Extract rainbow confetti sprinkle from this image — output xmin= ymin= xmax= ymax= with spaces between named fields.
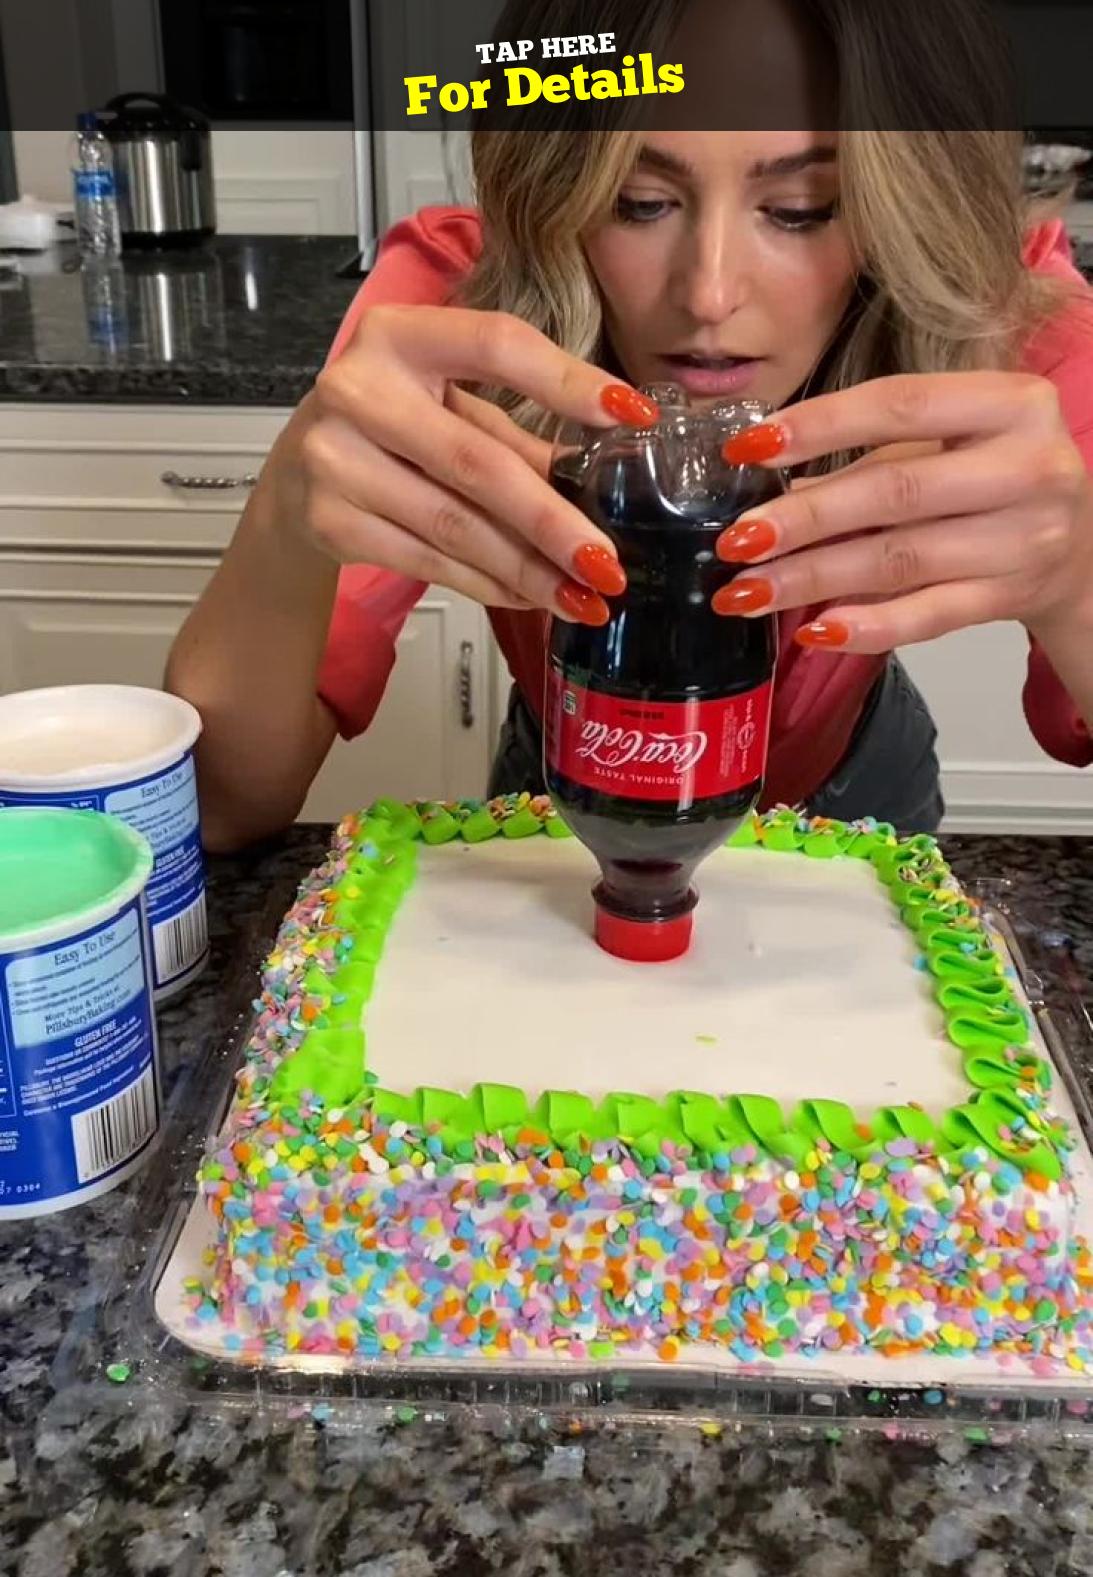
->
xmin=188 ymin=803 xmax=1093 ymax=1374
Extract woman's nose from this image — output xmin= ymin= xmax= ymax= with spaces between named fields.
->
xmin=673 ymin=224 xmax=746 ymax=324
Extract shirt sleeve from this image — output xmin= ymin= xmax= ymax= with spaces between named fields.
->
xmin=316 ymin=207 xmax=483 ymax=739
xmin=1019 ymin=223 xmax=1093 ymax=768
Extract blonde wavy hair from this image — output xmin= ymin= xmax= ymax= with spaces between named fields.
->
xmin=458 ymin=126 xmax=1062 ymax=454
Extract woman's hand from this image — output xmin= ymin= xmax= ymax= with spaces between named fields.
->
xmin=712 ymin=371 xmax=1093 ymax=652
xmin=295 ymin=304 xmax=658 ymax=623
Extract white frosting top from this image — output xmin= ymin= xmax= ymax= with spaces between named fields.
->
xmin=0 ymin=685 xmax=200 ymax=785
xmin=365 ymin=838 xmax=969 ymax=1114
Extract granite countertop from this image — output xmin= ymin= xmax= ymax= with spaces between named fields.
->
xmin=0 ymin=232 xmax=1089 ymax=413
xmin=2 ymin=827 xmax=1093 ymax=1575
xmin=0 ymin=235 xmax=361 ymax=405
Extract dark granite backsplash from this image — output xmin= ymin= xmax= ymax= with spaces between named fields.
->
xmin=1 ymin=826 xmax=1092 ymax=1575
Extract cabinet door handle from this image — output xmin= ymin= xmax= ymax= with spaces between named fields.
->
xmin=161 ymin=470 xmax=258 ymax=491
xmin=458 ymin=640 xmax=475 ymax=729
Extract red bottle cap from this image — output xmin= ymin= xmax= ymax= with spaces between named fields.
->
xmin=594 ymin=906 xmax=693 ymax=963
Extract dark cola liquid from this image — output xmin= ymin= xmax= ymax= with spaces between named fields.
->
xmin=545 ymin=446 xmax=779 ymax=929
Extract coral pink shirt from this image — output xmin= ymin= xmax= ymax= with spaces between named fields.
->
xmin=317 ymin=206 xmax=1093 ymax=804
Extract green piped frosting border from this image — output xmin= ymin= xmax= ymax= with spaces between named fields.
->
xmin=265 ymin=794 xmax=1067 ymax=1178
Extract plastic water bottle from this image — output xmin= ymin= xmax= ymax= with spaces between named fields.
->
xmin=81 ymin=258 xmax=129 ymax=354
xmin=71 ymin=112 xmax=121 ymax=259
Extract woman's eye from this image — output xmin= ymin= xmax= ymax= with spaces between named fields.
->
xmin=615 ymin=194 xmax=676 ymax=225
xmin=763 ymin=203 xmax=838 ymax=233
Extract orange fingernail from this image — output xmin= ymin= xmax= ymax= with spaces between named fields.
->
xmin=600 ymin=384 xmax=660 ymax=428
xmin=711 ymin=577 xmax=774 ymax=616
xmin=573 ymin=543 xmax=627 ymax=596
xmin=721 ymin=423 xmax=788 ymax=465
xmin=557 ymin=580 xmax=611 ymax=626
xmin=795 ymin=619 xmax=851 ymax=649
xmin=717 ymin=518 xmax=778 ymax=563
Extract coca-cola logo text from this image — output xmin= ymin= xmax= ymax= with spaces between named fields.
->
xmin=575 ymin=721 xmax=708 ymax=775
xmin=546 ymin=671 xmax=772 ymax=802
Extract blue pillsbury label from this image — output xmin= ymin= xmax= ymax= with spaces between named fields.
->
xmin=0 ymin=894 xmax=159 ymax=1213
xmin=0 ymin=752 xmax=208 ymax=996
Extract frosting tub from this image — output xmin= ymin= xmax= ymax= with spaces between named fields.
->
xmin=0 ymin=686 xmax=208 ymax=999
xmin=0 ymin=808 xmax=161 ymax=1218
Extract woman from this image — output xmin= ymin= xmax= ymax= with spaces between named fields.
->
xmin=167 ymin=0 xmax=1093 ymax=851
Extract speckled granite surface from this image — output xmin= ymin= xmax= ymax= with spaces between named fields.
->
xmin=2 ymin=827 xmax=1092 ymax=1577
xmin=0 ymin=232 xmax=1089 ymax=414
xmin=0 ymin=236 xmax=360 ymax=405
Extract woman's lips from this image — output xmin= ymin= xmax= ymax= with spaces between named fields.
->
xmin=657 ymin=354 xmax=762 ymax=396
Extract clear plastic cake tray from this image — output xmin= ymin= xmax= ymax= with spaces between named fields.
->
xmin=56 ymin=870 xmax=1093 ymax=1444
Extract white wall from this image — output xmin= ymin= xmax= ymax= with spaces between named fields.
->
xmin=12 ymin=128 xmax=358 ymax=235
xmin=901 ymin=625 xmax=1093 ymax=835
xmin=11 ymin=131 xmax=70 ymax=205
xmin=1067 ymin=200 xmax=1093 ymax=245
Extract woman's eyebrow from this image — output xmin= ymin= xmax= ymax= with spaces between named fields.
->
xmin=749 ymin=147 xmax=837 ymax=178
xmin=634 ymin=145 xmax=837 ymax=182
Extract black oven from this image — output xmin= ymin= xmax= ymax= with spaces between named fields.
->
xmin=157 ymin=0 xmax=355 ymax=123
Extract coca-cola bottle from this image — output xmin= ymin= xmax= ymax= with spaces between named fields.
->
xmin=544 ymin=391 xmax=782 ymax=963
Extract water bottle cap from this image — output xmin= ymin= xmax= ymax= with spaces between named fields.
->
xmin=594 ymin=906 xmax=693 ymax=963
xmin=77 ymin=111 xmax=100 ymax=133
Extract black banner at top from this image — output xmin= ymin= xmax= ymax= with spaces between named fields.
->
xmin=0 ymin=0 xmax=1091 ymax=132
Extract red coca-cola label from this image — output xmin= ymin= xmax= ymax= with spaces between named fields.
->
xmin=545 ymin=668 xmax=773 ymax=803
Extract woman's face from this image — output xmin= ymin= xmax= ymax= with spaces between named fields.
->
xmin=583 ymin=131 xmax=857 ymax=408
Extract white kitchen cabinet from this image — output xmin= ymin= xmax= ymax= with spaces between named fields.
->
xmin=901 ymin=624 xmax=1093 ymax=835
xmin=0 ymin=404 xmax=277 ymax=555
xmin=0 ymin=552 xmax=212 ymax=690
xmin=299 ymin=588 xmax=491 ymax=822
xmin=373 ymin=130 xmax=471 ymax=229
xmin=213 ymin=131 xmax=359 ymax=236
xmin=3 ymin=402 xmax=1088 ymax=835
xmin=0 ymin=403 xmax=496 ymax=821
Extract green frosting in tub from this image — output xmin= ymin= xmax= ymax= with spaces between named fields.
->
xmin=0 ymin=807 xmax=153 ymax=939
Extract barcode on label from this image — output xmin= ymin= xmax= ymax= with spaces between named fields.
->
xmin=152 ymin=891 xmax=208 ymax=983
xmin=71 ymin=1065 xmax=158 ymax=1183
